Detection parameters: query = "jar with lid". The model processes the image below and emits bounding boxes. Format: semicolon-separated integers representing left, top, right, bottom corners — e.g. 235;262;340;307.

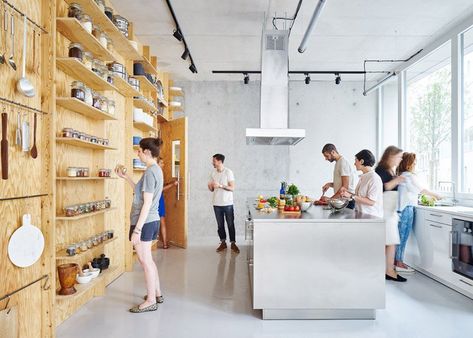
84;134;91;143
65;205;76;217
84;86;93;106
83;51;93;70
68;3;83;19
92;91;101;109
67;167;78;177
90;135;98;143
108;230;114;239
104;6;113;20
96;235;103;244
98;168;107;177
104;198;111;209
103;138;109;146
79;14;93;34
71;81;85;101
106;70;114;84
66;245;76;256
99;31;108;48
92;24;102;39
86;239;93;249
107;99;115;115
83;167;90;177
96;137;102;145
79;132;87;141
80;241;88;252
92;59;105;78
68;42;84;61
106;36;113;51
100;96;108;112
72;129;79;138
62;128;74;138
95;0;105;12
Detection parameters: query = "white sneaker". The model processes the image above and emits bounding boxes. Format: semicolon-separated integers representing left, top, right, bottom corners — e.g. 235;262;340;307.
396;265;415;273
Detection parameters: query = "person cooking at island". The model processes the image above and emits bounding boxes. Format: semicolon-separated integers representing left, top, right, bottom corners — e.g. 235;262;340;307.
321;143;358;209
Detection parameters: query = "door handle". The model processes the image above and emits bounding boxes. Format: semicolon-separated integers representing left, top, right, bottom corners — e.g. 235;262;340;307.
449;231;453;258
176;170;180;201
429;213;443;218
428;223;443;229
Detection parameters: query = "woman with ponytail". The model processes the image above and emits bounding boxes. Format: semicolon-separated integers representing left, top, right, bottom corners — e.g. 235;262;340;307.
116;137;164;313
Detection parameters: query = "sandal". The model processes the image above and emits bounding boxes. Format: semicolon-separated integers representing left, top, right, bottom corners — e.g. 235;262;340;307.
129;302;158;313
163;243;169;249
144;295;164;303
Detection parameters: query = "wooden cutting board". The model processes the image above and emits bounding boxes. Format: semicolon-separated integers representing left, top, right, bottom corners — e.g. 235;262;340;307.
0;306;18;338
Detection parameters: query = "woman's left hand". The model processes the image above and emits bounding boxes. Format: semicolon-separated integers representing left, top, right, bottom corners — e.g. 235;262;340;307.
131;232;141;246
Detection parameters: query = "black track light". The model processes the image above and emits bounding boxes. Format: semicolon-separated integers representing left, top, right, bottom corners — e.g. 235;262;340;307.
304;73;311;85
181;48;189;60
335;73;341;85
189;63;197;73
173;29;183;41
243;73;249;84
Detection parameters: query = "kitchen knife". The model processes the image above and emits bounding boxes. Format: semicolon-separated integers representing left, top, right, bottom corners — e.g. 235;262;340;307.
1;112;8;179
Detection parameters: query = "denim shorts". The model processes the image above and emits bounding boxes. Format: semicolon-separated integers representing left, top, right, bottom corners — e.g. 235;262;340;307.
129;220;160;242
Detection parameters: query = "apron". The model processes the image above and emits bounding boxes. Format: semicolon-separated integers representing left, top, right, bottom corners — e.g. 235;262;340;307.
383;191;400;245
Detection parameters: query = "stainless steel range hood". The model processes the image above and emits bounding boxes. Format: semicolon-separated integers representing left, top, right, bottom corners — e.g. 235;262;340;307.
246;29;305;145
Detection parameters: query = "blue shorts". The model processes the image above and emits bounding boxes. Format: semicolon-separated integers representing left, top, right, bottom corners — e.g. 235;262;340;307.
158;194;166;217
129;220;160;242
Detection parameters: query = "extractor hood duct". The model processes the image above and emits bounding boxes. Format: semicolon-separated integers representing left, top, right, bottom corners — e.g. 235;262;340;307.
246;30;305;145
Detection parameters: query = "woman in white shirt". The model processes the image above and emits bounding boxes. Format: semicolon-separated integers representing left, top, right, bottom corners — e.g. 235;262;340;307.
395;152;441;272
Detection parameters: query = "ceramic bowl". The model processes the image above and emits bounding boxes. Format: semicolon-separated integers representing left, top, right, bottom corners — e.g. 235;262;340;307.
76;272;93;284
298;202;312;212
83;268;100;279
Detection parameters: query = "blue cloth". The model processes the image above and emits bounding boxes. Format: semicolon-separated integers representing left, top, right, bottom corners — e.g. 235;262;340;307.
213;205;236;242
395;206;415;262
129;221;160;242
158;194;166;217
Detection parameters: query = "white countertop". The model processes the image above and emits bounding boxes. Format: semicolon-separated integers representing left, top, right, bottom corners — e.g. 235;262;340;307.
415;205;473;219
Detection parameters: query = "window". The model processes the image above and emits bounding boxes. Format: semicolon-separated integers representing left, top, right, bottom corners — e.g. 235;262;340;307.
381;82;399;151
462;27;473;193
406;42;452;190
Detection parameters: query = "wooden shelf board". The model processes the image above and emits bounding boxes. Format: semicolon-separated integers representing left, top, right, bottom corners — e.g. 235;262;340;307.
113;76;141;97
133;168;146;171
57;57;117;92
56;137;117;150
56;177;117;181
140;56;158;75
133;121;157;133
63;0;142;60
157;114;168;123
169;88;183;97
56;97;117;120
135;75;157;94
158;99;168;107
133;99;157;112
56;17;116;62
56;207;117;221
56;237;118;261
56;265;118;302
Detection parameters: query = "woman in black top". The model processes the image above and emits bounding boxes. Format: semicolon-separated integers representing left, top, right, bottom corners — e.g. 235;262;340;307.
376;146;406;282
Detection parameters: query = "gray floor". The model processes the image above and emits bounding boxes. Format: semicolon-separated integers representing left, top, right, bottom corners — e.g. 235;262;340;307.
57;240;473;338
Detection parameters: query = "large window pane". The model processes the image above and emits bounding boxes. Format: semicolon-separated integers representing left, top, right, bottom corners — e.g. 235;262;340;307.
462;27;473;193
381;82;399;150
406;42;451;189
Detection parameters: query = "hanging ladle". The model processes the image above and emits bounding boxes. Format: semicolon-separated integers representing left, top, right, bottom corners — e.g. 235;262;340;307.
17;15;34;97
7;12;15;70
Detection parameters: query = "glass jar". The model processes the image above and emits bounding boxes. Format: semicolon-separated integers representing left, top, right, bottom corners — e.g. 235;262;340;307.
108;230;114;239
80;241;88;252
106;70;114;84
79;132;87;141
106;36;113;51
68;42;83;61
67;167;77;177
66;245;76;256
72;129;79;138
79;14;93;34
99;31;108;48
84;86;93;106
104;6;113;20
107;99;115;115
68;3;82;19
90;135;98;144
92;59;105;78
71;81;85;101
92;91;101;109
83;51;93;70
98;168;107;177
65;205;76;217
100;96;108;112
62;128;74;138
83;167;89;177
95;0;105;12
103;138;109;146
96;235;102;244
104;199;111;208
86;239;93;249
92;24;102;39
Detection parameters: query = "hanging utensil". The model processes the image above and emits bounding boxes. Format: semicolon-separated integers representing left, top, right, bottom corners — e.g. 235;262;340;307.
32;28;36;72
7;214;45;268
1;111;8;180
0;7;4;64
7;13;16;71
30;113;37;158
15;111;21;147
16;15;34;97
21;113;29;152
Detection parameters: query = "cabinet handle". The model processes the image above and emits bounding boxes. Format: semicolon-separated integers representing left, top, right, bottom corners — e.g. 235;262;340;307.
429;223;443;228
449;231;453;258
429;213;443;217
459;279;473;287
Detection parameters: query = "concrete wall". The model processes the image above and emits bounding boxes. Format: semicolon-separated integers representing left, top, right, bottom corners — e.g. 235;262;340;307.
176;81;377;241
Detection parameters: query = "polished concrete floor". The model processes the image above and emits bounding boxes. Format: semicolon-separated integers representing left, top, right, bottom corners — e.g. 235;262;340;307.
57;240;473;338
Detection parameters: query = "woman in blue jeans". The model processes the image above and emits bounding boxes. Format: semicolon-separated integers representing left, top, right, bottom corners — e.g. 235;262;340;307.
396;152;441;272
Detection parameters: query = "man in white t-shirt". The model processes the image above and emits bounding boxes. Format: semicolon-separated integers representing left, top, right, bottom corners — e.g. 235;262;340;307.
321;144;358;209
208;154;239;254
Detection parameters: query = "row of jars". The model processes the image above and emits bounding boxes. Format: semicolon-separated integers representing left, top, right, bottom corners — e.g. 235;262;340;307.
65;167;112;178
70;80;116;115
65;230;115;256
61;128;110;146
64;199;112;217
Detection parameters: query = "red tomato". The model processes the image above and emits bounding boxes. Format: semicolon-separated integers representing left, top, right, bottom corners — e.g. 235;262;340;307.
294;206;300;211
288;206;295;211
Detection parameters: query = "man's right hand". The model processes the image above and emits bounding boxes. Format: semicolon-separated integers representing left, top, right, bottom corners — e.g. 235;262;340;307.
322;183;332;193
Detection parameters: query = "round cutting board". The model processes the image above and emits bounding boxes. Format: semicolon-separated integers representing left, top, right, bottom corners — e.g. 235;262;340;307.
8;214;44;268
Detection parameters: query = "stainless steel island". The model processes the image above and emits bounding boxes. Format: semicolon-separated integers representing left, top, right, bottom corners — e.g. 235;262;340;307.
246;202;386;320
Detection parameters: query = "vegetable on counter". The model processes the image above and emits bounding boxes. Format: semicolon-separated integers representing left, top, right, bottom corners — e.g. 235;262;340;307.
287;184;299;196
267;197;278;208
419;194;436;207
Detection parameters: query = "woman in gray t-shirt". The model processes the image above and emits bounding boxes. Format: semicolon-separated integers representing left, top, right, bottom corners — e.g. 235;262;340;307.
116;137;164;313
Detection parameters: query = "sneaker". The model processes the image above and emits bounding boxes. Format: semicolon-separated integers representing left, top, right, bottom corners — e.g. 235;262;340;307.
396;265;415;273
216;241;227;252
231;242;240;254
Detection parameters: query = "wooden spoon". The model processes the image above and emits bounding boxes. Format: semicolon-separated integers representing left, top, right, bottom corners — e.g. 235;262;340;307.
30;113;37;159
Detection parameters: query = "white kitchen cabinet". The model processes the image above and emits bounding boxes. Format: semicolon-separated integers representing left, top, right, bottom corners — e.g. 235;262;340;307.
405;208;427;268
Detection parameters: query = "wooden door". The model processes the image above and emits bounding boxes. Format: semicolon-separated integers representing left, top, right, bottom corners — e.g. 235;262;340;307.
160;117;188;248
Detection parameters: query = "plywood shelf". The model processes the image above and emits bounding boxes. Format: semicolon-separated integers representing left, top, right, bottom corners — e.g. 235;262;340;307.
158;99;168;107
56;17;116;62
135;75;157;94
56;265;119;302
169;87;183;96
56;237;118;261
133;98;157;112
63;0;142;60
57;57;117;92
56;207;117;221
56;177;118;181
113;76;141;97
56;137;117;150
140;56;158;75
157;114;168;123
133;168;146;171
57;97;117;120
133;121;157;133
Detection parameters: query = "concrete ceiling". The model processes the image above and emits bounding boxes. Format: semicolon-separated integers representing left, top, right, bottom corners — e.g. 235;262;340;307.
112;0;473;82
